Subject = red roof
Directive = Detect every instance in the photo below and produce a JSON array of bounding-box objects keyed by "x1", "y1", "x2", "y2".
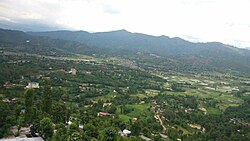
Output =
[{"x1": 98, "y1": 112, "x2": 111, "y2": 117}]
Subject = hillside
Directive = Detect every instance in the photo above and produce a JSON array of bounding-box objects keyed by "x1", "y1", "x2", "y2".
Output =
[
  {"x1": 0, "y1": 28, "x2": 99, "y2": 56},
  {"x1": 0, "y1": 28, "x2": 31, "y2": 44},
  {"x1": 28, "y1": 29, "x2": 250, "y2": 72},
  {"x1": 1, "y1": 28, "x2": 250, "y2": 72},
  {"x1": 28, "y1": 29, "x2": 249, "y2": 56}
]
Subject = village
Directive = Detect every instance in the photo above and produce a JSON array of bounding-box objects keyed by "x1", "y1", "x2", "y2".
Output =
[{"x1": 1, "y1": 50, "x2": 250, "y2": 141}]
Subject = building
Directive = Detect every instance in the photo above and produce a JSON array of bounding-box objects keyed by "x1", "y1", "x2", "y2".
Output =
[
  {"x1": 139, "y1": 101, "x2": 145, "y2": 104},
  {"x1": 69, "y1": 68, "x2": 77, "y2": 75},
  {"x1": 20, "y1": 109, "x2": 25, "y2": 114},
  {"x1": 2, "y1": 98, "x2": 17, "y2": 103},
  {"x1": 0, "y1": 137, "x2": 44, "y2": 141},
  {"x1": 84, "y1": 71, "x2": 92, "y2": 74},
  {"x1": 103, "y1": 103, "x2": 112, "y2": 107},
  {"x1": 185, "y1": 108, "x2": 195, "y2": 114},
  {"x1": 119, "y1": 129, "x2": 131, "y2": 136},
  {"x1": 67, "y1": 121, "x2": 72, "y2": 125},
  {"x1": 79, "y1": 124, "x2": 83, "y2": 129},
  {"x1": 159, "y1": 133, "x2": 168, "y2": 140},
  {"x1": 26, "y1": 82, "x2": 39, "y2": 89},
  {"x1": 97, "y1": 112, "x2": 111, "y2": 117},
  {"x1": 188, "y1": 123, "x2": 201, "y2": 130},
  {"x1": 140, "y1": 135, "x2": 152, "y2": 141}
]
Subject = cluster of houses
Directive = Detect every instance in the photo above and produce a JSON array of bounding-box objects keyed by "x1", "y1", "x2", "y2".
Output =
[
  {"x1": 3, "y1": 83, "x2": 23, "y2": 88},
  {"x1": 139, "y1": 133, "x2": 168, "y2": 141},
  {"x1": 1, "y1": 125, "x2": 44, "y2": 141},
  {"x1": 0, "y1": 137, "x2": 44, "y2": 141},
  {"x1": 139, "y1": 98, "x2": 207, "y2": 139},
  {"x1": 230, "y1": 118, "x2": 250, "y2": 127},
  {"x1": 8, "y1": 60, "x2": 30, "y2": 64},
  {"x1": 68, "y1": 68, "x2": 92, "y2": 75},
  {"x1": 2, "y1": 81, "x2": 40, "y2": 89}
]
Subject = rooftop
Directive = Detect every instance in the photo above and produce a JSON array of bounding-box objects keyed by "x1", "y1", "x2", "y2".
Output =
[
  {"x1": 0, "y1": 137, "x2": 44, "y2": 141},
  {"x1": 30, "y1": 82, "x2": 39, "y2": 84}
]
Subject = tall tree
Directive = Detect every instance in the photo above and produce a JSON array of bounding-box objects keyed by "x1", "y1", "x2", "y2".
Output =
[
  {"x1": 24, "y1": 88, "x2": 35, "y2": 123},
  {"x1": 14, "y1": 105, "x2": 22, "y2": 122},
  {"x1": 41, "y1": 86, "x2": 52, "y2": 115},
  {"x1": 0, "y1": 101, "x2": 11, "y2": 138},
  {"x1": 40, "y1": 117, "x2": 53, "y2": 140},
  {"x1": 52, "y1": 100, "x2": 67, "y2": 123}
]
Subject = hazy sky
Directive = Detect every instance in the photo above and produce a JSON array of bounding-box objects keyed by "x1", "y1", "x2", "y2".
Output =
[{"x1": 0, "y1": 0, "x2": 250, "y2": 48}]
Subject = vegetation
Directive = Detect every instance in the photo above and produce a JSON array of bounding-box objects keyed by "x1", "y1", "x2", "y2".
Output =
[{"x1": 0, "y1": 28, "x2": 250, "y2": 140}]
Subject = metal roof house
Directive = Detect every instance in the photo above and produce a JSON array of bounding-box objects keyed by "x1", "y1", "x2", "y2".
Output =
[{"x1": 26, "y1": 82, "x2": 40, "y2": 89}]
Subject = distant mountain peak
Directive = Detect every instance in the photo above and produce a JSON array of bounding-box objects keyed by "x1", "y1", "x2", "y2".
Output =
[
  {"x1": 102, "y1": 29, "x2": 130, "y2": 34},
  {"x1": 116, "y1": 29, "x2": 129, "y2": 32}
]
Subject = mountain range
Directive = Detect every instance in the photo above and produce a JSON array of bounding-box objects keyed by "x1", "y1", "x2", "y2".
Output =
[
  {"x1": 28, "y1": 29, "x2": 249, "y2": 56},
  {"x1": 1, "y1": 28, "x2": 250, "y2": 72}
]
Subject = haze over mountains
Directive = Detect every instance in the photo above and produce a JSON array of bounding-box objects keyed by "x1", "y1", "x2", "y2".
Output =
[
  {"x1": 28, "y1": 29, "x2": 249, "y2": 56},
  {"x1": 1, "y1": 28, "x2": 250, "y2": 72}
]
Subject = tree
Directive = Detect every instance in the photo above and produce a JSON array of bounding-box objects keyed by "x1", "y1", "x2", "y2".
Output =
[
  {"x1": 41, "y1": 86, "x2": 52, "y2": 115},
  {"x1": 108, "y1": 104, "x2": 117, "y2": 114},
  {"x1": 14, "y1": 105, "x2": 22, "y2": 122},
  {"x1": 0, "y1": 101, "x2": 11, "y2": 138},
  {"x1": 103, "y1": 127, "x2": 117, "y2": 141},
  {"x1": 84, "y1": 123, "x2": 98, "y2": 139},
  {"x1": 171, "y1": 83, "x2": 185, "y2": 92},
  {"x1": 53, "y1": 123, "x2": 68, "y2": 141},
  {"x1": 40, "y1": 117, "x2": 53, "y2": 140},
  {"x1": 17, "y1": 116, "x2": 25, "y2": 135},
  {"x1": 68, "y1": 123, "x2": 78, "y2": 135},
  {"x1": 51, "y1": 100, "x2": 67, "y2": 123},
  {"x1": 131, "y1": 120, "x2": 142, "y2": 136},
  {"x1": 24, "y1": 88, "x2": 35, "y2": 123}
]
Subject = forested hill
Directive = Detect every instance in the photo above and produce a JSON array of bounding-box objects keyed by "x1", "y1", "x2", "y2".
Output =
[
  {"x1": 27, "y1": 29, "x2": 250, "y2": 72},
  {"x1": 1, "y1": 28, "x2": 250, "y2": 72},
  {"x1": 28, "y1": 29, "x2": 250, "y2": 56},
  {"x1": 0, "y1": 28, "x2": 101, "y2": 56},
  {"x1": 0, "y1": 28, "x2": 32, "y2": 44}
]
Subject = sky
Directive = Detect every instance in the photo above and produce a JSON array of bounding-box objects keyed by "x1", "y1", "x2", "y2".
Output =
[{"x1": 0, "y1": 0, "x2": 250, "y2": 48}]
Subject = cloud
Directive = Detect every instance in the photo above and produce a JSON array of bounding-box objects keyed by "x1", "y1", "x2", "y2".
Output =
[
  {"x1": 0, "y1": 0, "x2": 71, "y2": 31},
  {"x1": 0, "y1": 16, "x2": 13, "y2": 22},
  {"x1": 180, "y1": 0, "x2": 216, "y2": 5},
  {"x1": 181, "y1": 35, "x2": 204, "y2": 43},
  {"x1": 0, "y1": 19, "x2": 71, "y2": 31},
  {"x1": 102, "y1": 4, "x2": 120, "y2": 14},
  {"x1": 0, "y1": 0, "x2": 250, "y2": 48}
]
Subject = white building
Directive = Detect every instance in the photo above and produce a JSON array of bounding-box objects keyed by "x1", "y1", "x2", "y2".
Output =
[
  {"x1": 69, "y1": 68, "x2": 77, "y2": 75},
  {"x1": 26, "y1": 82, "x2": 39, "y2": 89}
]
